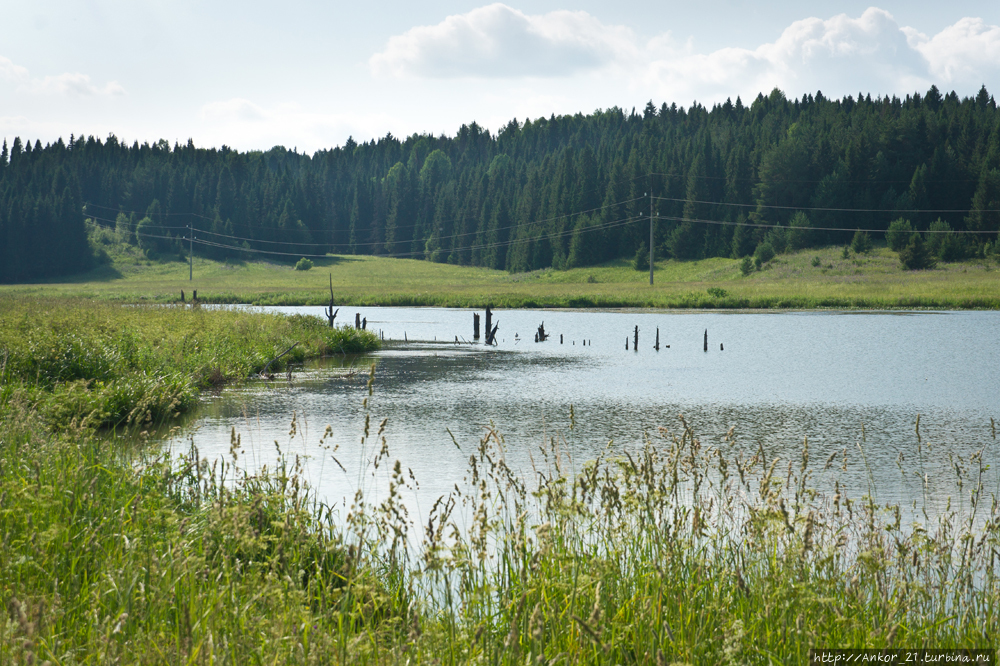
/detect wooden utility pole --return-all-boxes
[649,176,654,286]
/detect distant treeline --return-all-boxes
[2,85,1000,283]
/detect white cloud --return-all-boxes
[905,18,1000,87]
[0,55,29,82]
[641,8,942,104]
[1,54,126,97]
[29,72,126,96]
[372,5,1000,107]
[370,3,636,78]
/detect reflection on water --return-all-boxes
[169,308,1000,524]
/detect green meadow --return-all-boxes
[3,243,999,309]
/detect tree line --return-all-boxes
[2,84,999,283]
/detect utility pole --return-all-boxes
[189,224,193,281]
[649,175,654,285]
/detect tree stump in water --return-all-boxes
[485,322,499,346]
[703,329,708,352]
[473,313,480,340]
[633,326,639,351]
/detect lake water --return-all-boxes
[168,307,1000,523]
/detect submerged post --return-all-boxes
[655,327,660,351]
[355,313,361,330]
[325,274,338,328]
[485,306,493,341]
[473,313,481,340]
[634,325,639,351]
[704,329,708,352]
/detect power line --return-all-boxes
[651,195,1000,215]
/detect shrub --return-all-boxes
[899,233,936,270]
[739,256,754,276]
[707,287,728,298]
[850,229,872,254]
[811,255,821,267]
[295,257,313,271]
[885,218,914,251]
[841,245,851,259]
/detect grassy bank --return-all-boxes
[1,298,997,663]
[0,296,379,430]
[2,244,998,309]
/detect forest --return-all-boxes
[1,84,999,283]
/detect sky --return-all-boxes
[1,0,999,154]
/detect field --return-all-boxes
[2,243,999,308]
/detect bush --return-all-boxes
[899,233,936,270]
[885,218,914,251]
[811,255,821,267]
[739,255,754,276]
[294,257,313,271]
[841,245,851,259]
[707,287,728,298]
[851,229,872,254]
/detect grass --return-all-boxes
[1,297,997,663]
[2,243,998,309]
[0,296,379,430]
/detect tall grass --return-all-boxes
[5,400,996,663]
[0,296,378,430]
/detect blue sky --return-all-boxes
[1,1,998,152]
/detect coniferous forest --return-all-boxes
[2,85,1000,283]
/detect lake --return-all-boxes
[167,307,1000,523]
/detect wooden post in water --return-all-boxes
[720,343,724,351]
[655,327,660,351]
[703,329,708,352]
[180,290,185,303]
[485,306,493,341]
[473,313,481,340]
[362,317,367,330]
[325,274,338,328]
[625,337,628,350]
[634,326,639,352]
[560,334,563,344]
